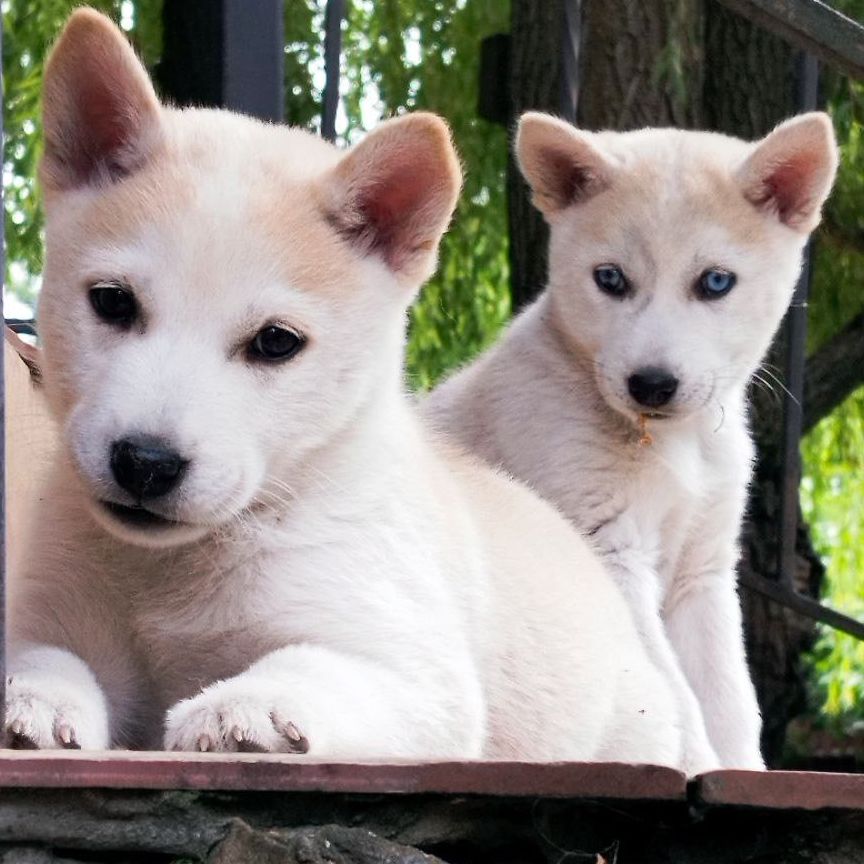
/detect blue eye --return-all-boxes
[594,265,630,298]
[697,268,736,300]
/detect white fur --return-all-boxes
[426,113,838,773]
[7,11,683,766]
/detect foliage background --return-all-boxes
[3,0,863,737]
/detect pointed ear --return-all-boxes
[516,112,616,217]
[40,8,162,191]
[320,113,461,284]
[737,112,838,233]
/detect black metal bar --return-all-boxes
[321,0,345,141]
[559,0,581,123]
[224,0,284,122]
[0,9,6,746]
[712,0,864,81]
[156,0,224,107]
[741,572,864,641]
[777,52,819,590]
[4,320,36,337]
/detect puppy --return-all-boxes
[6,10,682,765]
[427,111,838,772]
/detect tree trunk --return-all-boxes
[578,0,704,130]
[703,4,824,766]
[507,0,566,310]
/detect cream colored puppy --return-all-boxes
[427,111,838,773]
[6,10,683,765]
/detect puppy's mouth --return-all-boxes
[100,500,183,529]
[638,410,674,420]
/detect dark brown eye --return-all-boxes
[249,325,305,362]
[594,264,630,298]
[89,282,137,326]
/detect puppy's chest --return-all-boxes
[569,424,737,584]
[128,546,316,707]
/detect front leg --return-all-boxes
[164,643,485,759]
[665,574,764,769]
[600,544,720,776]
[6,644,110,749]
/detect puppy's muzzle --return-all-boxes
[110,437,189,500]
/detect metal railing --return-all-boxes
[711,0,864,641]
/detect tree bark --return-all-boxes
[703,3,823,765]
[803,311,864,434]
[578,0,704,130]
[507,0,566,310]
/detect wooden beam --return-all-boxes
[712,0,864,80]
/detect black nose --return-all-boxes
[627,367,679,408]
[110,437,188,500]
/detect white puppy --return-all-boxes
[427,111,838,773]
[6,10,682,765]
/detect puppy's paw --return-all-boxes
[5,674,110,750]
[164,679,310,754]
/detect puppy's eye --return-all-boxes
[697,268,736,300]
[89,282,137,326]
[593,265,630,298]
[249,325,305,362]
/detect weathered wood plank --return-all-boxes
[0,752,686,799]
[696,769,864,811]
[712,0,864,80]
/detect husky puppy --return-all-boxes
[6,11,683,764]
[427,111,838,772]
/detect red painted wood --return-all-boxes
[0,752,686,799]
[696,769,864,811]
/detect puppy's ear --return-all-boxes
[516,112,616,217]
[737,112,838,233]
[320,113,462,284]
[40,8,162,191]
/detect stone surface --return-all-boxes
[209,820,446,864]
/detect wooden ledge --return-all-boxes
[0,751,687,800]
[2,753,863,811]
[695,769,864,811]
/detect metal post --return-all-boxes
[158,0,284,123]
[559,0,581,123]
[777,51,819,589]
[224,0,284,122]
[321,0,345,141]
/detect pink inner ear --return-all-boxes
[751,154,819,228]
[66,80,141,184]
[540,147,597,207]
[350,161,443,272]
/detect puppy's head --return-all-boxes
[517,111,838,423]
[38,9,460,548]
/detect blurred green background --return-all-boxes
[3,0,863,744]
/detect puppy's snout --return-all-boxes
[110,437,188,500]
[627,367,679,408]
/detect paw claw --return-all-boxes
[272,714,309,753]
[197,734,211,752]
[232,726,244,743]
